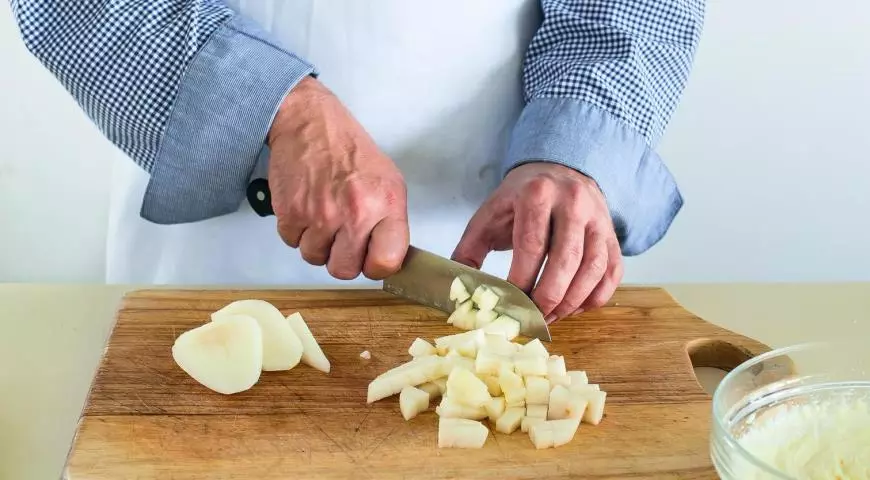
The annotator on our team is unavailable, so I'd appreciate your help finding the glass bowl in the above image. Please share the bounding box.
[711,341,870,479]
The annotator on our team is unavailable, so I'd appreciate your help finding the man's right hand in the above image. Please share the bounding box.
[266,77,409,281]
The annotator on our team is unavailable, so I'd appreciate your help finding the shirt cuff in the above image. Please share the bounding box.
[503,98,683,256]
[140,15,315,224]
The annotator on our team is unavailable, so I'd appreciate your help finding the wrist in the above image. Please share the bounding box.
[267,76,332,146]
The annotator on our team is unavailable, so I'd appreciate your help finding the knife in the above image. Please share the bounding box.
[383,245,551,342]
[247,178,551,342]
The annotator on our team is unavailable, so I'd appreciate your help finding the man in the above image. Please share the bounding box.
[10,0,700,322]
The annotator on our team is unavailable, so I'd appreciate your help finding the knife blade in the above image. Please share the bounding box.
[383,245,551,342]
[245,179,550,341]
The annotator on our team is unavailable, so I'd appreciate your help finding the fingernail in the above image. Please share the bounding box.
[545,314,557,324]
[576,308,585,315]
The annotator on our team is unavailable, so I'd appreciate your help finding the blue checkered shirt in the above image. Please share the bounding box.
[10,0,704,255]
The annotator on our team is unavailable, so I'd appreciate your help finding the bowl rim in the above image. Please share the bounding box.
[711,341,829,479]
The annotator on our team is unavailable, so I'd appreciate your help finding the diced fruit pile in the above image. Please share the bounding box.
[447,278,519,336]
[171,299,329,394]
[170,279,607,451]
[368,279,608,450]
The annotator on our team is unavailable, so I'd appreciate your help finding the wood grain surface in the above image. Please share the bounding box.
[65,287,769,479]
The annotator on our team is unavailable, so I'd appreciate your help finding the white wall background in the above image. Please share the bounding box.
[1,1,869,283]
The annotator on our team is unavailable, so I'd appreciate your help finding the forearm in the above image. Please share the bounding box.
[508,0,705,255]
[10,1,314,223]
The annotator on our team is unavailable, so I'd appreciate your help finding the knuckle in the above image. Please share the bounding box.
[344,177,405,225]
[533,290,563,311]
[276,224,302,248]
[587,253,608,277]
[314,209,339,230]
[561,236,584,261]
[518,230,547,254]
[556,298,582,317]
[364,254,403,280]
[328,264,360,281]
[610,258,625,283]
[302,254,328,267]
[586,295,608,309]
[566,182,587,205]
[524,177,555,203]
[300,247,328,266]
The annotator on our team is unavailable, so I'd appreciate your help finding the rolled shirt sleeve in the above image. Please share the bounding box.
[10,1,314,224]
[141,16,314,223]
[506,0,705,255]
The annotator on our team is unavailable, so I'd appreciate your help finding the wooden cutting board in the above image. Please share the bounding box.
[65,287,769,479]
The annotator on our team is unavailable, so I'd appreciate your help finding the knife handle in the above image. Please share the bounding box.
[247,178,276,217]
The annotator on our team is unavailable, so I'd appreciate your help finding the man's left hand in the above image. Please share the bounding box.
[452,163,623,323]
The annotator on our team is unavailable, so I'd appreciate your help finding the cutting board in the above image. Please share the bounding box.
[65,287,769,479]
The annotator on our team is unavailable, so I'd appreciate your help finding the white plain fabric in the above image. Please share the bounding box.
[106,0,541,285]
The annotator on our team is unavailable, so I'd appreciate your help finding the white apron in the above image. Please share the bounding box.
[105,0,541,285]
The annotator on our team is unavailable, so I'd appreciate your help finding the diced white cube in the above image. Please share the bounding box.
[567,370,588,385]
[484,396,506,421]
[475,309,498,328]
[449,277,471,303]
[495,407,524,434]
[408,338,437,358]
[498,367,526,406]
[526,404,548,419]
[438,418,488,449]
[513,355,548,377]
[547,355,567,377]
[446,368,492,408]
[399,386,430,420]
[574,390,607,425]
[482,315,520,341]
[524,376,550,405]
[471,285,500,312]
[521,339,549,358]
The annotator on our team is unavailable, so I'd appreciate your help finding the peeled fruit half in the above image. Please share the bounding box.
[211,299,302,371]
[172,314,263,395]
[285,312,330,373]
[438,418,489,449]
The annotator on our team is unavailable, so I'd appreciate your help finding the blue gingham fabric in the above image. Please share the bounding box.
[10,0,704,256]
[10,1,237,173]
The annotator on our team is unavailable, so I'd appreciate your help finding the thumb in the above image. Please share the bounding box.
[364,214,410,280]
[451,214,491,270]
